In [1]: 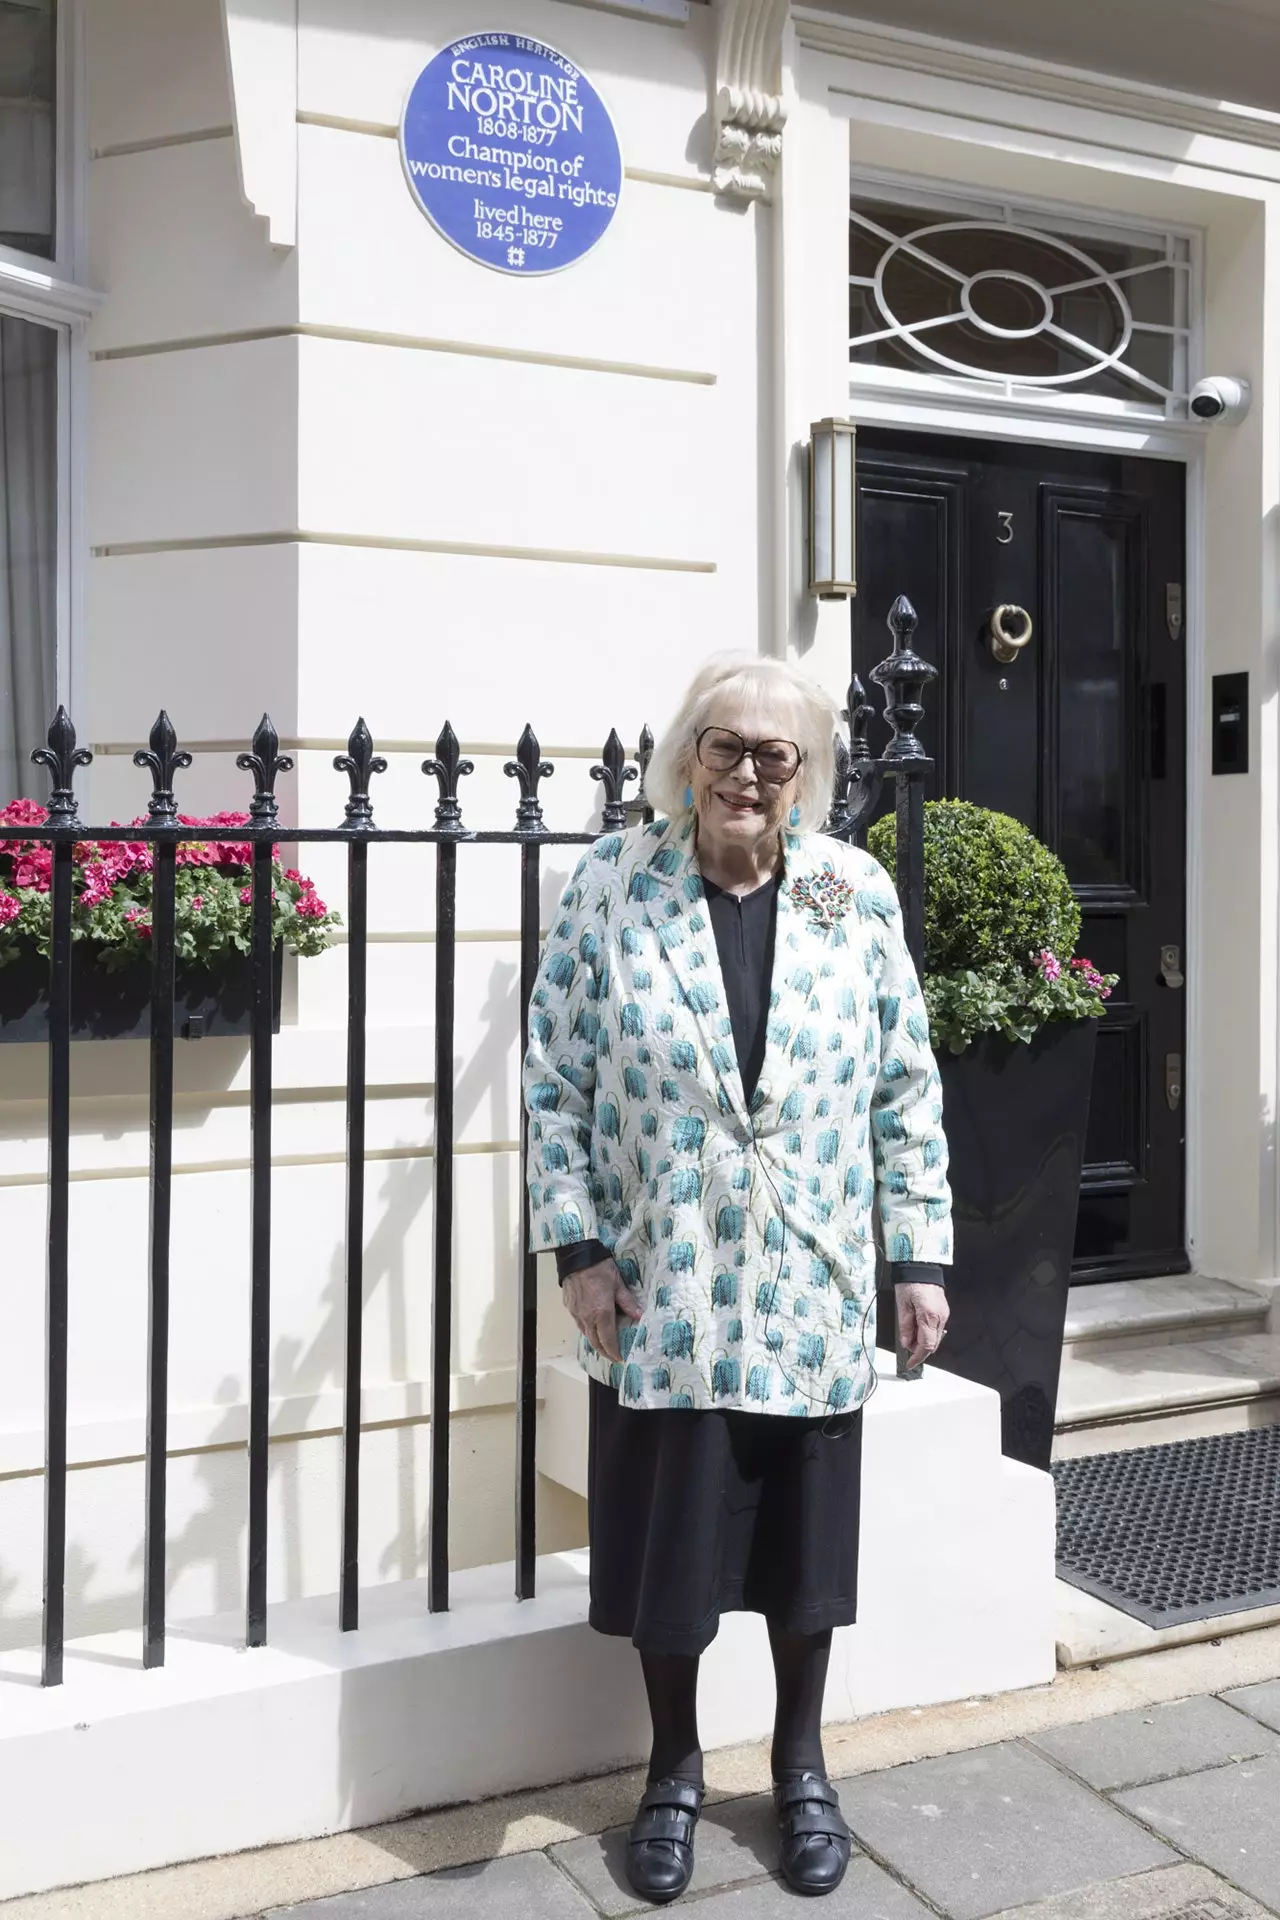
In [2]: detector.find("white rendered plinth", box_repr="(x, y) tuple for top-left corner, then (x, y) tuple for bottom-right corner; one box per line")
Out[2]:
(0, 1366), (1054, 1900)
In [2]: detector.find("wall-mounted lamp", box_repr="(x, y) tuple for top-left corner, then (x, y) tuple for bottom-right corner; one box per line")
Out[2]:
(808, 418), (857, 601)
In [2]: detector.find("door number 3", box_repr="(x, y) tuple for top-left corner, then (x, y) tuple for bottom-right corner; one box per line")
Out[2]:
(997, 511), (1014, 545)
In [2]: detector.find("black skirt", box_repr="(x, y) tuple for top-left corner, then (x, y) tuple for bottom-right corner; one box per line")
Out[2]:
(587, 1378), (863, 1657)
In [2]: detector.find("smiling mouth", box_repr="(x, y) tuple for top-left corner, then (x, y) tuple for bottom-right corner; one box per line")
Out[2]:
(717, 791), (763, 813)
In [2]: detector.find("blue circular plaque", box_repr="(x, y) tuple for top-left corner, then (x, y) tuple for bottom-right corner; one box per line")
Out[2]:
(400, 32), (623, 276)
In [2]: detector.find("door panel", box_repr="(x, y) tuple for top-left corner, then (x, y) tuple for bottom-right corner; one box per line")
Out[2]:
(1045, 498), (1140, 896)
(853, 429), (1187, 1281)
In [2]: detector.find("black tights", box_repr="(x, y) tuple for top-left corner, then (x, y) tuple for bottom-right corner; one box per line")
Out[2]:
(641, 1626), (832, 1786)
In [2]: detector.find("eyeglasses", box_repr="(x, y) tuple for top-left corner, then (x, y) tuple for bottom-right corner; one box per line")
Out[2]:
(695, 727), (803, 784)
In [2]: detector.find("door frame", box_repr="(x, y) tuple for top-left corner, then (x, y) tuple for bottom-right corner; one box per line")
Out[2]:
(774, 20), (1280, 1279)
(836, 153), (1208, 1274)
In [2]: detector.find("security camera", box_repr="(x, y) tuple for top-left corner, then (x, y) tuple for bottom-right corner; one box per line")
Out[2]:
(1190, 375), (1251, 424)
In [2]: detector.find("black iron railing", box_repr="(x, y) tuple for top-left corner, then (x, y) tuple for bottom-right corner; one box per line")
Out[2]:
(13, 596), (931, 1686)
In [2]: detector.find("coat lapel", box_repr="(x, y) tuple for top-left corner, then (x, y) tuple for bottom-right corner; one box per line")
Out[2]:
(634, 818), (836, 1126)
(633, 814), (748, 1121)
(756, 832), (871, 1125)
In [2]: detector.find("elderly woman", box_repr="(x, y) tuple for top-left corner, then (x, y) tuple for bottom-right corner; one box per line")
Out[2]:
(523, 656), (951, 1904)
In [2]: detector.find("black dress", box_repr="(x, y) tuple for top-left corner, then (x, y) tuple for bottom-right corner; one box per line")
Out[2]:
(562, 873), (865, 1657)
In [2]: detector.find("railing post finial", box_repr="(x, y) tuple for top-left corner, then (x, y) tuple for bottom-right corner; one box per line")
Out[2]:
(634, 725), (655, 824)
(505, 724), (554, 833)
(237, 714), (294, 823)
(846, 674), (874, 764)
(423, 721), (474, 833)
(871, 594), (936, 764)
(335, 718), (388, 829)
(134, 711), (193, 822)
(31, 707), (93, 827)
(590, 728), (638, 832)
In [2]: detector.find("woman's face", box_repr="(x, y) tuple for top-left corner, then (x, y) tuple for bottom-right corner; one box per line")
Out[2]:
(689, 701), (802, 848)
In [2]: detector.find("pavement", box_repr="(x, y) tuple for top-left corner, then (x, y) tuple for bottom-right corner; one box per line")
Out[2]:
(10, 1626), (1280, 1920)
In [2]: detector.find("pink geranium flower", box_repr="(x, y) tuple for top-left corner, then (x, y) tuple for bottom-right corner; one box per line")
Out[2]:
(3, 792), (334, 960)
(12, 847), (52, 891)
(1037, 949), (1062, 984)
(1070, 956), (1111, 999)
(0, 798), (48, 828)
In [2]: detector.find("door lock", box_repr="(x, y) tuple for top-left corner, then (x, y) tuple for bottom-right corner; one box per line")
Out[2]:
(1166, 1053), (1183, 1112)
(1160, 944), (1185, 990)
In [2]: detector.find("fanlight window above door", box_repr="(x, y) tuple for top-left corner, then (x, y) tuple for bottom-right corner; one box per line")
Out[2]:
(850, 190), (1194, 419)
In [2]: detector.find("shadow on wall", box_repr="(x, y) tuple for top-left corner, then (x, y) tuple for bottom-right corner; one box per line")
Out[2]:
(0, 873), (590, 1656)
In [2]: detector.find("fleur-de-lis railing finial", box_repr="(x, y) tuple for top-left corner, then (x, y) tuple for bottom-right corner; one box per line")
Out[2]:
(31, 707), (93, 827)
(133, 711), (193, 821)
(505, 723), (554, 832)
(826, 731), (853, 838)
(423, 721), (474, 832)
(334, 718), (388, 828)
(839, 674), (887, 842)
(590, 729), (637, 832)
(236, 714), (294, 823)
(871, 595), (936, 764)
(847, 675), (874, 764)
(633, 724), (655, 823)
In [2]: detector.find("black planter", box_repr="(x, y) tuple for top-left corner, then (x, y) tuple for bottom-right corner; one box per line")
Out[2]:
(880, 1018), (1097, 1472)
(0, 945), (284, 1043)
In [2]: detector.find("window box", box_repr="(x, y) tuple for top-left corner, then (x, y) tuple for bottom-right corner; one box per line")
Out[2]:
(0, 944), (284, 1043)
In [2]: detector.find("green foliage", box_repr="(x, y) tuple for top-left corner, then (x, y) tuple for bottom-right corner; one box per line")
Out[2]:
(923, 960), (1114, 1056)
(868, 800), (1114, 1054)
(868, 799), (1080, 974)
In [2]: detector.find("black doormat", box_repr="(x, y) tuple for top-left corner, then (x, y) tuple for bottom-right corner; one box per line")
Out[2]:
(1053, 1426), (1280, 1628)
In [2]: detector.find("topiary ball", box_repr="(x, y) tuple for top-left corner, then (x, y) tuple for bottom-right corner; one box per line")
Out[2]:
(866, 799), (1080, 976)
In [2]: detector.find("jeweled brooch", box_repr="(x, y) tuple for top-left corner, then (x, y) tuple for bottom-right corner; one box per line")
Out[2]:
(789, 868), (855, 931)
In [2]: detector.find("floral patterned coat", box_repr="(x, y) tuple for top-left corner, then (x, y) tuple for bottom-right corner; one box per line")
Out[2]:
(522, 815), (953, 1416)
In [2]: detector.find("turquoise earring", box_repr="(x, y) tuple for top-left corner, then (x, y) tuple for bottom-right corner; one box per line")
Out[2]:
(789, 804), (802, 828)
(684, 784), (695, 809)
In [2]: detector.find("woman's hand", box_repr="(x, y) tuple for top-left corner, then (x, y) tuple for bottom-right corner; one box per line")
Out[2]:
(895, 1281), (950, 1369)
(562, 1257), (642, 1364)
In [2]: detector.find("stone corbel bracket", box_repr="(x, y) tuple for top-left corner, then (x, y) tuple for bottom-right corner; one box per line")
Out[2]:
(220, 0), (298, 249)
(713, 0), (790, 201)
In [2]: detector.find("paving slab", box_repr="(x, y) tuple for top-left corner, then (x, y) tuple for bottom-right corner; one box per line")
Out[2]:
(1115, 1754), (1280, 1914)
(550, 1791), (781, 1916)
(680, 1854), (934, 1916)
(835, 1741), (1176, 1920)
(265, 1852), (595, 1920)
(1028, 1697), (1280, 1791)
(984, 1862), (1277, 1920)
(1220, 1681), (1280, 1736)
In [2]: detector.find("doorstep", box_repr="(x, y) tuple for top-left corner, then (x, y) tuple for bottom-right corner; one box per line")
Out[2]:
(1061, 1274), (1272, 1353)
(1055, 1275), (1280, 1458)
(1055, 1578), (1280, 1669)
(1053, 1276), (1280, 1665)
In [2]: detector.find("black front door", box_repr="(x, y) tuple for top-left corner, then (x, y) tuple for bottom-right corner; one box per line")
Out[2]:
(853, 430), (1187, 1282)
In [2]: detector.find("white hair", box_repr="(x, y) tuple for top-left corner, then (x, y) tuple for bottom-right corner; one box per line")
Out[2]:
(645, 654), (842, 833)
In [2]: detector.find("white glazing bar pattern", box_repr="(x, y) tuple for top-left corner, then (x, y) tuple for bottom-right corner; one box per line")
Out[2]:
(849, 184), (1196, 421)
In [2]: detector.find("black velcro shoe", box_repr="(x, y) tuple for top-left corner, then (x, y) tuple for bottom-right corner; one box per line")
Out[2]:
(773, 1772), (852, 1896)
(625, 1776), (704, 1904)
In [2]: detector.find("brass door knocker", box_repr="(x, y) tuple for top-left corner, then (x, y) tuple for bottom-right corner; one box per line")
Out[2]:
(988, 604), (1034, 666)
